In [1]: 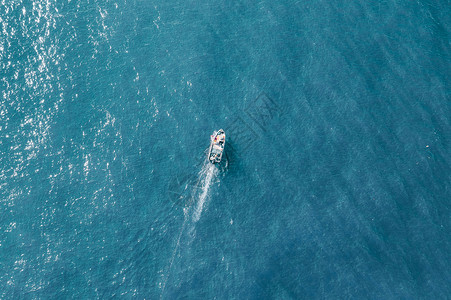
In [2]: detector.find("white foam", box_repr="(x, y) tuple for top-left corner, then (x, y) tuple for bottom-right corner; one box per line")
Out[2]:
(192, 163), (218, 222)
(160, 160), (219, 298)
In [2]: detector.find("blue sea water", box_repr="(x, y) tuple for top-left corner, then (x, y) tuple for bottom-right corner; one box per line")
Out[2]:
(1, 0), (450, 298)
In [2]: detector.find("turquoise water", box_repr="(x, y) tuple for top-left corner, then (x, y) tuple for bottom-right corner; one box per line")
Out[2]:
(1, 0), (450, 298)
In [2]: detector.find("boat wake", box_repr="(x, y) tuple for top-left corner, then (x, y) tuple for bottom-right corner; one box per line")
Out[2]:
(192, 162), (218, 222)
(160, 159), (219, 298)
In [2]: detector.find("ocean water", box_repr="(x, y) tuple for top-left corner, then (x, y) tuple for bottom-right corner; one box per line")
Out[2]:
(1, 0), (450, 298)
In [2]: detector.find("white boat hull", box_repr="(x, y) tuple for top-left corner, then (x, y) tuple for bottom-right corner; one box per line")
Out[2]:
(208, 129), (225, 164)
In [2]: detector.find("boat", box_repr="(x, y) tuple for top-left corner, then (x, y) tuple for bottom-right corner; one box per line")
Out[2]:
(208, 129), (225, 164)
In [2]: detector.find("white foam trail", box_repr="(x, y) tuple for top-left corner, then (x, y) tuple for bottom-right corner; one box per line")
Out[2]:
(192, 163), (217, 222)
(160, 161), (218, 299)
